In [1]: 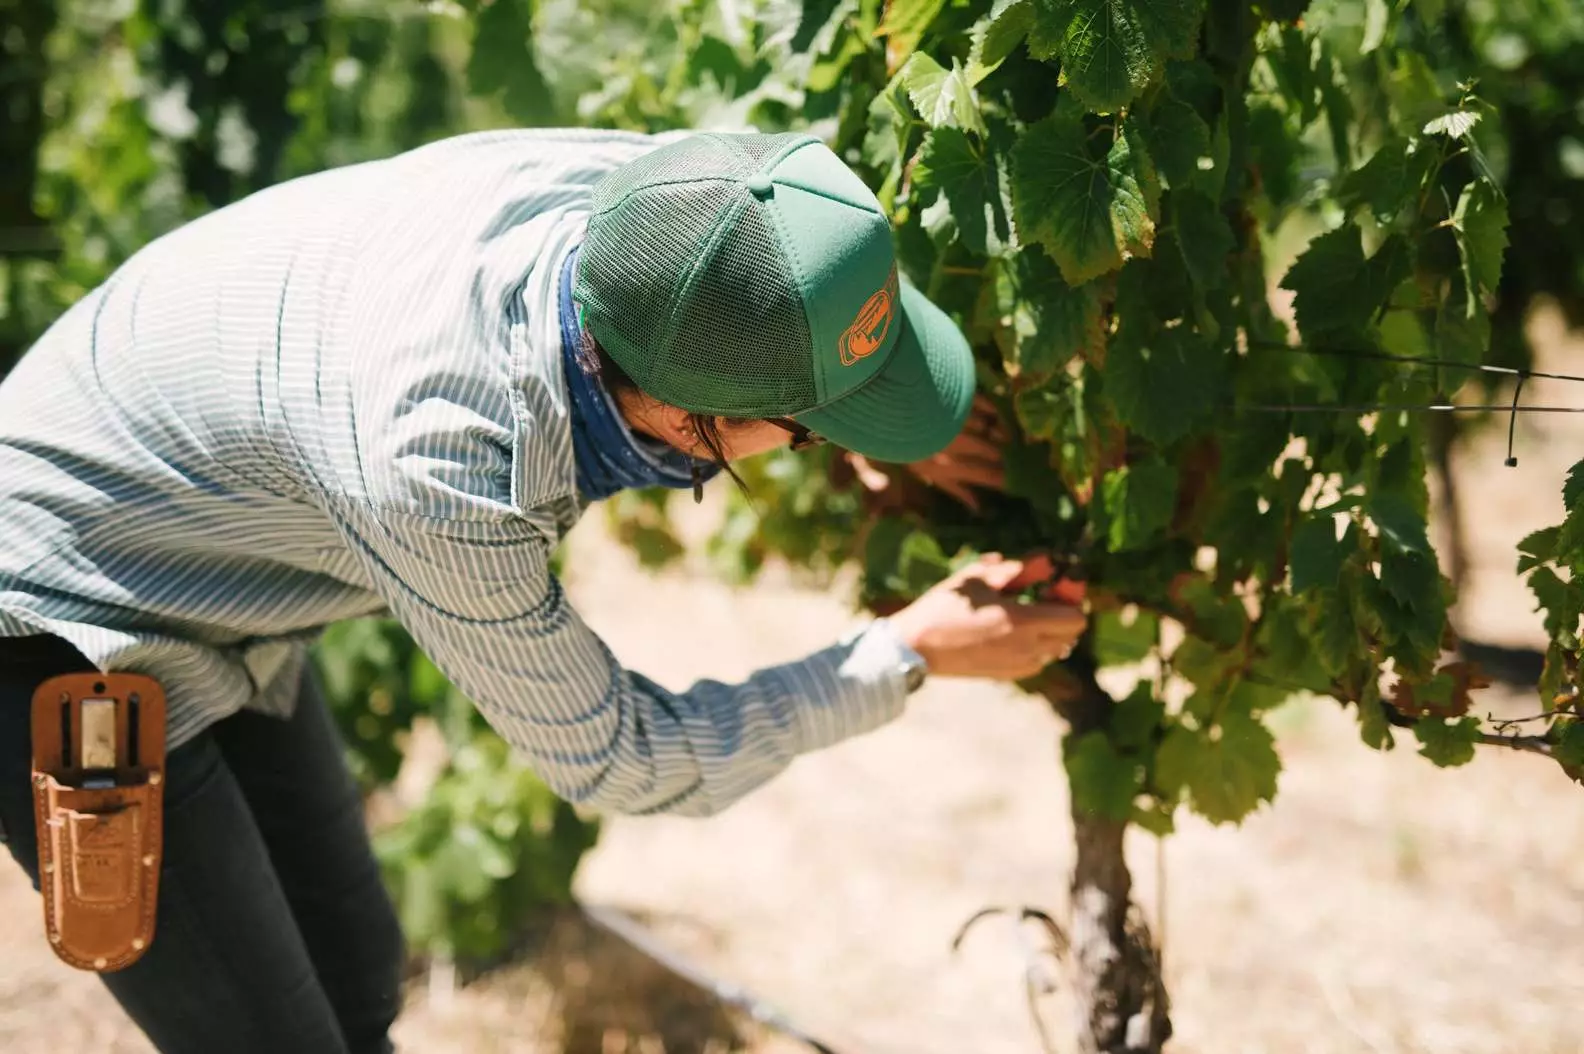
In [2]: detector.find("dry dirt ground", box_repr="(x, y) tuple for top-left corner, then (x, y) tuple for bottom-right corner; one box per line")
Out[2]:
(3, 312), (1583, 1054)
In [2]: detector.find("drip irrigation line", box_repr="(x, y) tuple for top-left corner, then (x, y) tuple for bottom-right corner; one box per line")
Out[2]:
(576, 900), (851, 1054)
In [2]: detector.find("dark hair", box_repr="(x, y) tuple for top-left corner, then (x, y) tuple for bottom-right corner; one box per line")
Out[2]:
(576, 330), (748, 493)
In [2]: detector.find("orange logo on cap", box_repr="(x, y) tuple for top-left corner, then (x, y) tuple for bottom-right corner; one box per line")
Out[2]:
(839, 265), (900, 367)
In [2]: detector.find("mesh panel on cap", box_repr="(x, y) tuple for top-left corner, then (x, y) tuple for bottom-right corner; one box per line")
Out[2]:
(719, 131), (813, 169)
(655, 200), (814, 416)
(589, 135), (741, 213)
(579, 132), (823, 418)
(580, 178), (737, 385)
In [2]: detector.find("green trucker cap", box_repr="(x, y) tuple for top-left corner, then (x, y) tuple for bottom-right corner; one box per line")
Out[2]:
(572, 131), (975, 463)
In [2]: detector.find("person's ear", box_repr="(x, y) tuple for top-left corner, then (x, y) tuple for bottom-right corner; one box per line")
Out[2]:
(630, 400), (699, 453)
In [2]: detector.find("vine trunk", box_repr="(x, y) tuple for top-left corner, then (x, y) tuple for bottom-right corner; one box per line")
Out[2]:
(1045, 668), (1170, 1053)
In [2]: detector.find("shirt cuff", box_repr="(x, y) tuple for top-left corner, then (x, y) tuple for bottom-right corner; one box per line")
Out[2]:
(785, 617), (920, 755)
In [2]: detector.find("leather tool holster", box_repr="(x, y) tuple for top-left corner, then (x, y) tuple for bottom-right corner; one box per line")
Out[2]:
(31, 673), (166, 972)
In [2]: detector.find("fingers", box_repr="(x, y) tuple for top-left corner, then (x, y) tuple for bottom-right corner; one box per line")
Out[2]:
(967, 394), (1010, 444)
(996, 644), (1076, 681)
(943, 431), (1002, 462)
(1042, 578), (1088, 605)
(936, 459), (1006, 491)
(844, 452), (891, 492)
(930, 477), (984, 512)
(1001, 553), (1057, 593)
(1010, 601), (1087, 634)
(957, 554), (1026, 591)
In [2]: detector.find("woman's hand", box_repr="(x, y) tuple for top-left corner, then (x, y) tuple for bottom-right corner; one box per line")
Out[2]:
(843, 394), (1008, 511)
(903, 394), (1007, 510)
(887, 553), (1087, 681)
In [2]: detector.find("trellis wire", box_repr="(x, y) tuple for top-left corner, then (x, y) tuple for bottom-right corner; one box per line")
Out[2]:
(1238, 341), (1584, 466)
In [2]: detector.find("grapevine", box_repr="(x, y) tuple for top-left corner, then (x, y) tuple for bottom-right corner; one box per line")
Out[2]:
(8, 1), (1584, 1048)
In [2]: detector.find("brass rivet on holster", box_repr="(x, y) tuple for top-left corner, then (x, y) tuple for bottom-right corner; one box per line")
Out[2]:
(148, 773), (162, 786)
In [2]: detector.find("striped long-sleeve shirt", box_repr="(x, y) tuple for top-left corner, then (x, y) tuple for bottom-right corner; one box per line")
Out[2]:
(0, 129), (915, 817)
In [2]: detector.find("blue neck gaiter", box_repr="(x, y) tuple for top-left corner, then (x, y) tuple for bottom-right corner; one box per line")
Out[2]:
(558, 246), (719, 502)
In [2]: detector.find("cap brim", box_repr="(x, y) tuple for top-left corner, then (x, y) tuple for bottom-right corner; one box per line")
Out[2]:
(793, 277), (975, 463)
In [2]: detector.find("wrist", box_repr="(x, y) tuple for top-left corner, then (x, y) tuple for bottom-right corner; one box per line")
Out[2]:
(884, 606), (926, 657)
(872, 617), (930, 693)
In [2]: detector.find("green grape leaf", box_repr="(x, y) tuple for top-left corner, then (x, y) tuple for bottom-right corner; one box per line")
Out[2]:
(1175, 574), (1250, 647)
(914, 128), (1011, 256)
(1113, 118), (1162, 251)
(1412, 715), (1479, 767)
(1355, 679), (1395, 751)
(1368, 492), (1430, 556)
(967, 0), (1034, 84)
(1336, 137), (1434, 223)
(1280, 224), (1369, 338)
(1011, 106), (1159, 283)
(1564, 459), (1584, 512)
(1027, 0), (1205, 111)
(900, 54), (987, 137)
(1433, 279), (1491, 364)
(1011, 108), (1115, 277)
(1290, 514), (1346, 594)
(1104, 327), (1222, 445)
(876, 0), (948, 70)
(1155, 711), (1279, 824)
(1065, 731), (1143, 819)
(1279, 224), (1407, 340)
(1554, 719), (1584, 772)
(1143, 92), (1214, 192)
(1172, 189), (1233, 291)
(1559, 510), (1584, 573)
(1172, 634), (1240, 692)
(1102, 456), (1179, 551)
(1516, 526), (1559, 574)
(1539, 643), (1571, 718)
(1367, 556), (1446, 676)
(1094, 607), (1160, 666)
(1013, 383), (1072, 440)
(1311, 578), (1361, 678)
(1450, 179), (1509, 299)
(1422, 110), (1481, 139)
(1375, 548), (1442, 618)
(1112, 683), (1166, 751)
(864, 72), (915, 190)
(1001, 247), (1106, 377)
(1528, 567), (1584, 644)
(1255, 600), (1333, 693)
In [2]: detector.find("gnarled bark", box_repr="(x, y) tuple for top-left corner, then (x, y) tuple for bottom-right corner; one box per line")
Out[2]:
(1040, 666), (1170, 1053)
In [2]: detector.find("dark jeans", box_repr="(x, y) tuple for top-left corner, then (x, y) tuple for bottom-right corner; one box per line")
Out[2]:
(0, 635), (404, 1054)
